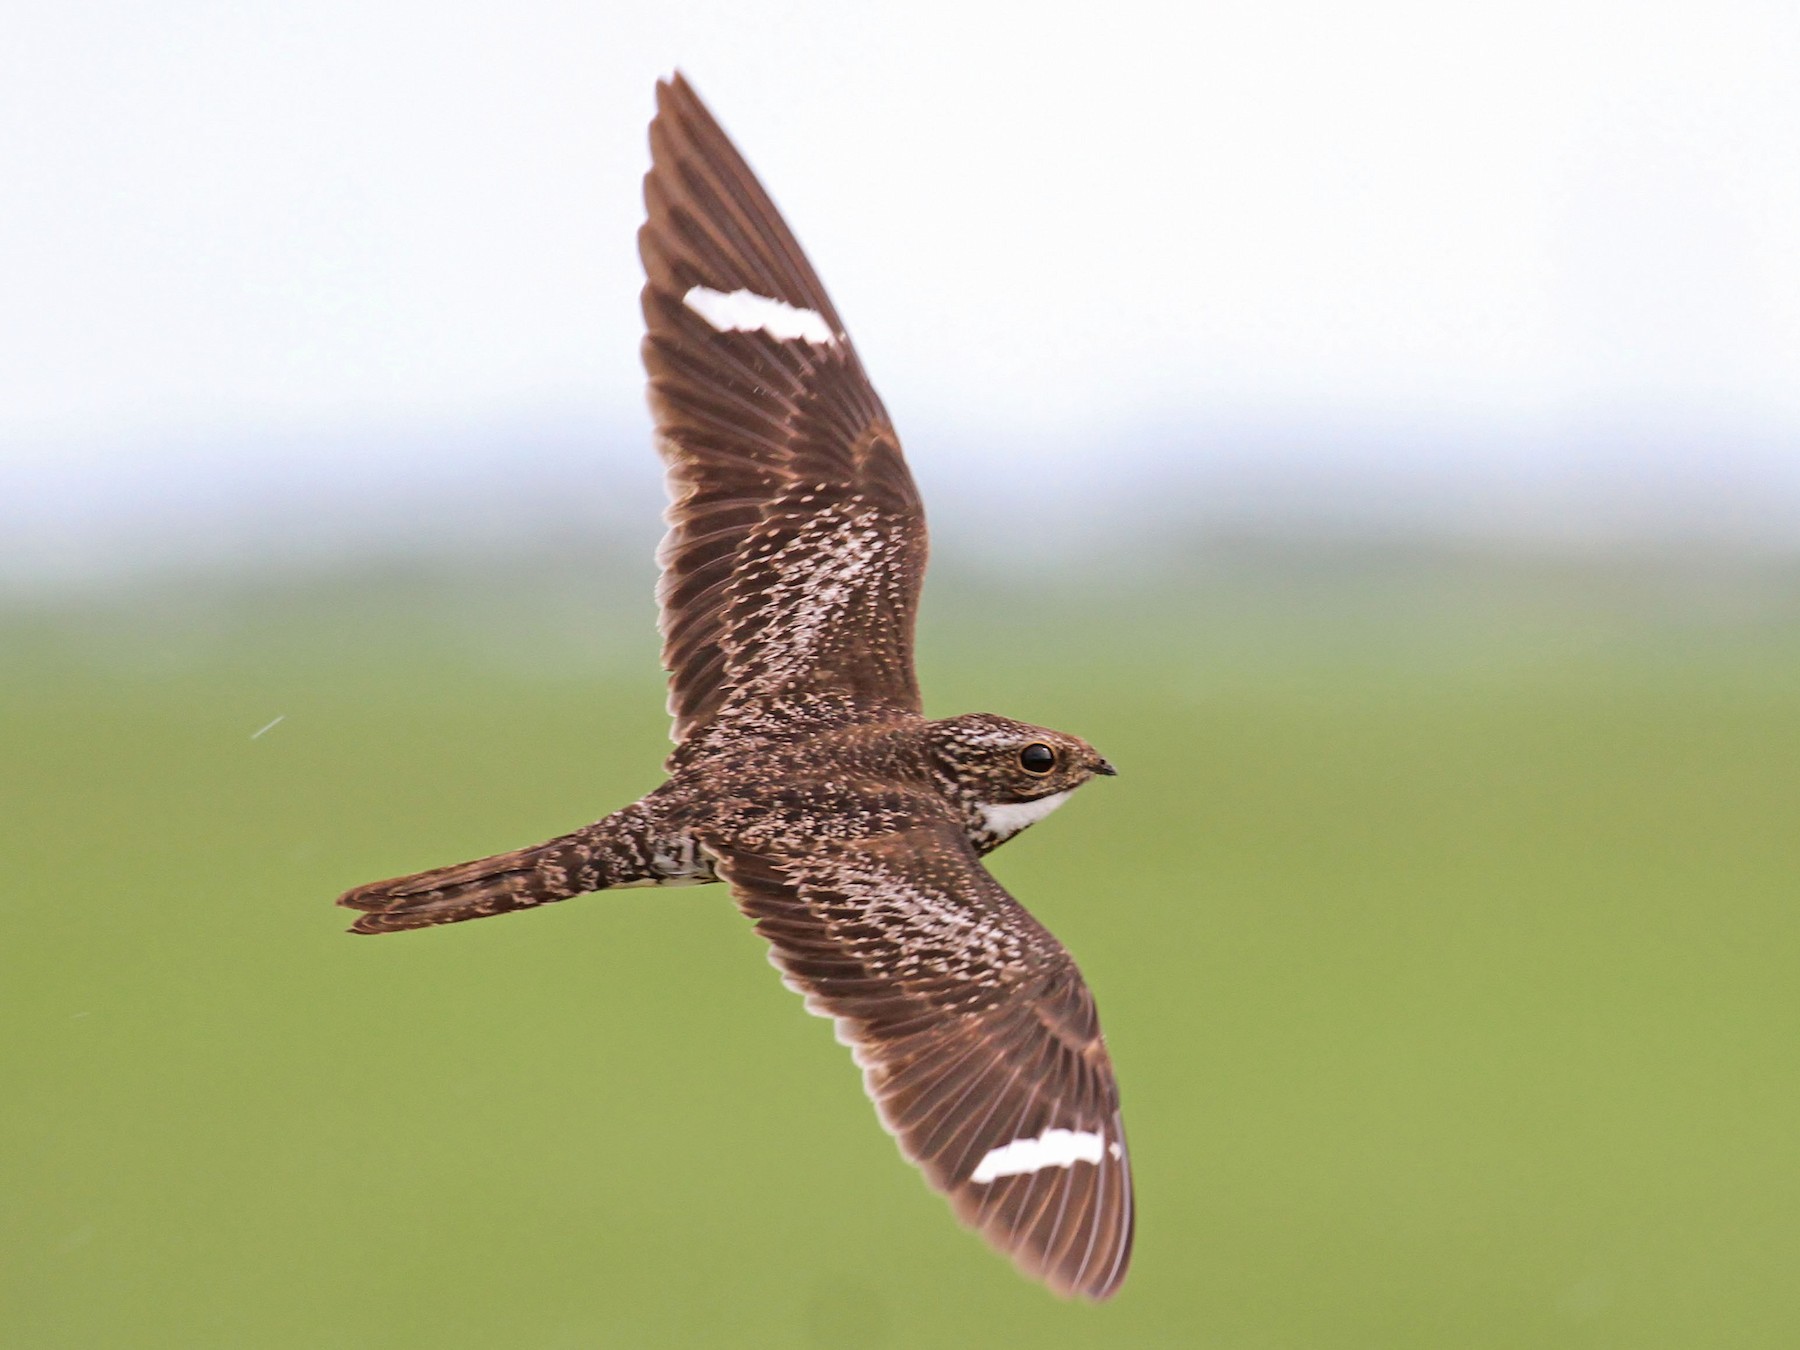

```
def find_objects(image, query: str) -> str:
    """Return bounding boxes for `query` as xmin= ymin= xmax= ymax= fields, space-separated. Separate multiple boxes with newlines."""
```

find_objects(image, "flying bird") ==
xmin=337 ymin=73 xmax=1134 ymax=1301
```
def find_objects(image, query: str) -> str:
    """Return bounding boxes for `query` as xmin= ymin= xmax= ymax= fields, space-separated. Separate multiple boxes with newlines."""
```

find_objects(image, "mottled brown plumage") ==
xmin=336 ymin=73 xmax=1134 ymax=1301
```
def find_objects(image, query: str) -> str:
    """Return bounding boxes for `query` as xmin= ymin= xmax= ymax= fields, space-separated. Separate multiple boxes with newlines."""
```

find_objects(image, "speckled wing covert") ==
xmin=640 ymin=75 xmax=928 ymax=746
xmin=719 ymin=828 xmax=1134 ymax=1301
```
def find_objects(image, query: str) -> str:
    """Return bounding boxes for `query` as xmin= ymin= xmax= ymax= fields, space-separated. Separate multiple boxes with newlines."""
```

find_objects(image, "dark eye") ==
xmin=1019 ymin=743 xmax=1056 ymax=775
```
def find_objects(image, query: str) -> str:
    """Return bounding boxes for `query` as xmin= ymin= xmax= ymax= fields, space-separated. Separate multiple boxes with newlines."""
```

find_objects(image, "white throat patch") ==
xmin=976 ymin=789 xmax=1073 ymax=839
xmin=682 ymin=285 xmax=837 ymax=345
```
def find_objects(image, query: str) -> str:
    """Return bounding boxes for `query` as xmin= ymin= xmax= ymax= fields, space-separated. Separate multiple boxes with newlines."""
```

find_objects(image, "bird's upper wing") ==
xmin=714 ymin=825 xmax=1134 ymax=1301
xmin=640 ymin=75 xmax=928 ymax=747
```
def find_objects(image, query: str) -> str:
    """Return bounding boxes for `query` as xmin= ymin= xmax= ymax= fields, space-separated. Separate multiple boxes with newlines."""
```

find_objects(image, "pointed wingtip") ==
xmin=655 ymin=70 xmax=700 ymax=114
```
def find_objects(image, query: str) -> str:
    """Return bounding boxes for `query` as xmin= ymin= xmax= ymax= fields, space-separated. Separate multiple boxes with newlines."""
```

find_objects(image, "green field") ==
xmin=4 ymin=569 xmax=1797 ymax=1346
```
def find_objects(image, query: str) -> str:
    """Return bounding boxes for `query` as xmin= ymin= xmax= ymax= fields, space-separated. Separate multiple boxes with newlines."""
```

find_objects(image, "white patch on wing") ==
xmin=977 ymin=790 xmax=1072 ymax=839
xmin=970 ymin=1127 xmax=1115 ymax=1184
xmin=682 ymin=285 xmax=836 ymax=344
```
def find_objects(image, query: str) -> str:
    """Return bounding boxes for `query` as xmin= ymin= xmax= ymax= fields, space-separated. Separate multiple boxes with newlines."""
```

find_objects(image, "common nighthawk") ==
xmin=337 ymin=73 xmax=1134 ymax=1301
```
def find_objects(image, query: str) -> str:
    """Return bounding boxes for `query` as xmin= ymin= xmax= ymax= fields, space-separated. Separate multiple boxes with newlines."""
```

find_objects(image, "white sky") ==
xmin=3 ymin=0 xmax=1798 ymax=551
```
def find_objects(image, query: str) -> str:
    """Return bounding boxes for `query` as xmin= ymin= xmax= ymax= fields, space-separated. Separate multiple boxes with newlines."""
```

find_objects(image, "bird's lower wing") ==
xmin=714 ymin=826 xmax=1133 ymax=1300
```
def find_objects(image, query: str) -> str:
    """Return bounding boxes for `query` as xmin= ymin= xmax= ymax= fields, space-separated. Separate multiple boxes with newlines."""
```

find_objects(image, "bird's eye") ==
xmin=1019 ymin=743 xmax=1056 ymax=775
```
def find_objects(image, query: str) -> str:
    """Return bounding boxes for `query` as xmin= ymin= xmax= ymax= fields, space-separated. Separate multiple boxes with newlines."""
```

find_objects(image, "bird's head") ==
xmin=925 ymin=713 xmax=1115 ymax=843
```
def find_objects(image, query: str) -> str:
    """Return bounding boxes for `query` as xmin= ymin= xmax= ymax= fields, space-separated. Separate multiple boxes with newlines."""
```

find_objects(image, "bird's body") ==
xmin=337 ymin=74 xmax=1135 ymax=1300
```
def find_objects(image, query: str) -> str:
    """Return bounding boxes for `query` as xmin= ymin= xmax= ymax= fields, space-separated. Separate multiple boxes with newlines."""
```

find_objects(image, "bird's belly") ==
xmin=610 ymin=830 xmax=719 ymax=888
xmin=611 ymin=874 xmax=713 ymax=889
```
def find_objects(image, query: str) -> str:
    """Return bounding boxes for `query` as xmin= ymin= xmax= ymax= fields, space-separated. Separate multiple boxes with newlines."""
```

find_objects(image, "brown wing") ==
xmin=640 ymin=75 xmax=928 ymax=746
xmin=716 ymin=827 xmax=1134 ymax=1301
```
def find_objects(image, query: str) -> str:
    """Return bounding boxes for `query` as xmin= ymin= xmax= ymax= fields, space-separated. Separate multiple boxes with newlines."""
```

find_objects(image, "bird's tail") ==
xmin=337 ymin=804 xmax=706 ymax=934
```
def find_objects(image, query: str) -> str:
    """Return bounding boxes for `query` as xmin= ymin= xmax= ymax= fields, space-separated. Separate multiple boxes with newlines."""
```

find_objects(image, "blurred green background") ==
xmin=10 ymin=4 xmax=1799 ymax=1342
xmin=5 ymin=557 xmax=1796 ymax=1347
